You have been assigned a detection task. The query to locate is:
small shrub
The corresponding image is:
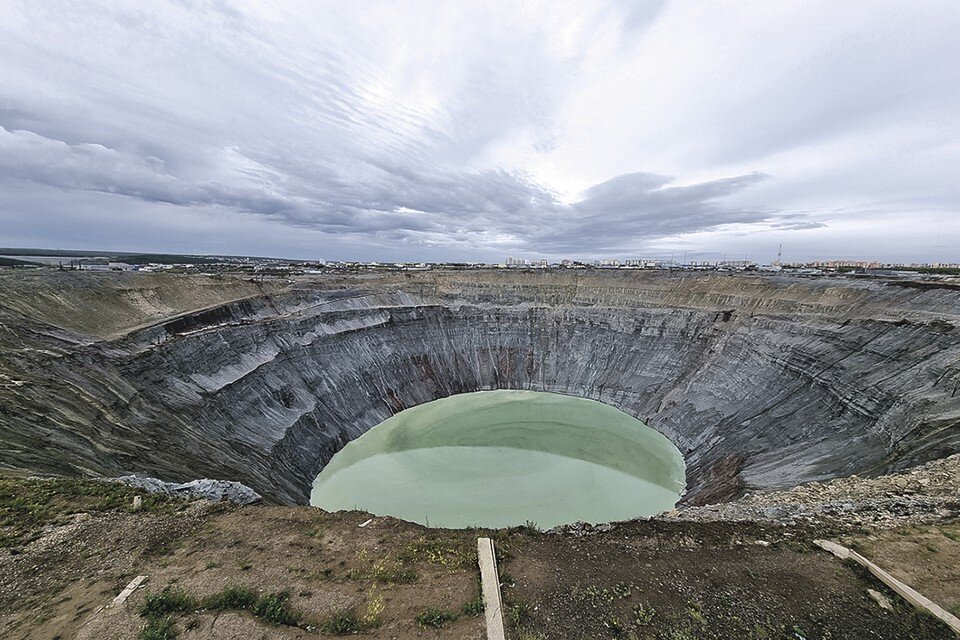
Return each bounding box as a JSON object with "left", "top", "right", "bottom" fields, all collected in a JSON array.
[
  {"left": 416, "top": 607, "right": 458, "bottom": 628},
  {"left": 398, "top": 537, "right": 477, "bottom": 568},
  {"left": 203, "top": 585, "right": 256, "bottom": 610},
  {"left": 139, "top": 615, "right": 176, "bottom": 640},
  {"left": 251, "top": 591, "right": 300, "bottom": 626},
  {"left": 604, "top": 613, "right": 623, "bottom": 634},
  {"left": 508, "top": 601, "right": 532, "bottom": 627},
  {"left": 321, "top": 609, "right": 364, "bottom": 634},
  {"left": 688, "top": 600, "right": 706, "bottom": 625},
  {"left": 461, "top": 594, "right": 484, "bottom": 617},
  {"left": 633, "top": 603, "right": 655, "bottom": 625},
  {"left": 140, "top": 588, "right": 197, "bottom": 617},
  {"left": 141, "top": 585, "right": 300, "bottom": 629},
  {"left": 368, "top": 559, "right": 418, "bottom": 583},
  {"left": 360, "top": 590, "right": 385, "bottom": 628}
]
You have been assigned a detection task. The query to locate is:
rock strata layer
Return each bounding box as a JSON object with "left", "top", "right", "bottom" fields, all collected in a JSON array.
[{"left": 0, "top": 269, "right": 958, "bottom": 505}]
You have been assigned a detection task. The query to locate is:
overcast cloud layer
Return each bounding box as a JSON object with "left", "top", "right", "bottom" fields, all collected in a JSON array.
[{"left": 1, "top": 1, "right": 958, "bottom": 262}]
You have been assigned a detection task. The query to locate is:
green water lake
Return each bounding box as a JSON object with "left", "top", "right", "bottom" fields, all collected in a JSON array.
[{"left": 310, "top": 390, "right": 685, "bottom": 529}]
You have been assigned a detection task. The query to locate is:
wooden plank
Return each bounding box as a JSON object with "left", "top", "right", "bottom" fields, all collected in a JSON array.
[
  {"left": 477, "top": 537, "right": 506, "bottom": 640},
  {"left": 815, "top": 540, "right": 960, "bottom": 636},
  {"left": 110, "top": 575, "right": 147, "bottom": 608}
]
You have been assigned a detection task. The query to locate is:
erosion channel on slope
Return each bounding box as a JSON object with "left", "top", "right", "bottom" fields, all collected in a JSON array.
[{"left": 310, "top": 390, "right": 686, "bottom": 528}]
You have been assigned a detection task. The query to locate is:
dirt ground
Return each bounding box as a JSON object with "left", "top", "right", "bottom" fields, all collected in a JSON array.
[
  {"left": 502, "top": 520, "right": 955, "bottom": 639},
  {"left": 1, "top": 478, "right": 957, "bottom": 640},
  {"left": 841, "top": 522, "right": 960, "bottom": 621}
]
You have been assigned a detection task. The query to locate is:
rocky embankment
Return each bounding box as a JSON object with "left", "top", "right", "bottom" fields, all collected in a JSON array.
[
  {"left": 672, "top": 453, "right": 960, "bottom": 529},
  {"left": 0, "top": 269, "right": 958, "bottom": 506}
]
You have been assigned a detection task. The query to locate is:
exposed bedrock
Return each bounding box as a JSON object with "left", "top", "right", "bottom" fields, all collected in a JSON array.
[{"left": 1, "top": 269, "right": 958, "bottom": 506}]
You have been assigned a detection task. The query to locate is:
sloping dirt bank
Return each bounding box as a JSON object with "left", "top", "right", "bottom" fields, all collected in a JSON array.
[{"left": 1, "top": 476, "right": 957, "bottom": 640}]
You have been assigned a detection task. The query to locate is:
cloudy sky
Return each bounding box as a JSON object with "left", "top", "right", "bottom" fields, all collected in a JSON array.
[{"left": 1, "top": 1, "right": 958, "bottom": 263}]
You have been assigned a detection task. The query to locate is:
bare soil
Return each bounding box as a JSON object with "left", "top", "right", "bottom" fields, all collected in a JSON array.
[
  {"left": 841, "top": 522, "right": 960, "bottom": 620},
  {"left": 1, "top": 478, "right": 957, "bottom": 640},
  {"left": 501, "top": 520, "right": 956, "bottom": 639}
]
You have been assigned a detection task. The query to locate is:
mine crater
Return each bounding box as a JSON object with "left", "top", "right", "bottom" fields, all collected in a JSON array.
[{"left": 1, "top": 269, "right": 958, "bottom": 515}]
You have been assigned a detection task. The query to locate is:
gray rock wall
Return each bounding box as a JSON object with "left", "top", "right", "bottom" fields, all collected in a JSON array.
[{"left": 1, "top": 269, "right": 958, "bottom": 505}]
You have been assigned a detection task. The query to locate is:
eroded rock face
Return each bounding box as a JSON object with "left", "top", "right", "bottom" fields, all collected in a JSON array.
[
  {"left": 1, "top": 269, "right": 958, "bottom": 505},
  {"left": 112, "top": 475, "right": 262, "bottom": 504}
]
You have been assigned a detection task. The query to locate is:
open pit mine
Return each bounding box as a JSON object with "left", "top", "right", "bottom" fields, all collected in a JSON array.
[
  {"left": 1, "top": 267, "right": 959, "bottom": 639},
  {"left": 3, "top": 268, "right": 958, "bottom": 505}
]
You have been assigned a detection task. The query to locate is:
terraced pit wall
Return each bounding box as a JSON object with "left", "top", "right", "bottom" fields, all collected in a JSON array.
[{"left": 0, "top": 269, "right": 958, "bottom": 505}]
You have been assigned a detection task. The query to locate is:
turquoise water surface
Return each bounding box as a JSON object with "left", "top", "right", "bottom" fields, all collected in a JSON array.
[{"left": 310, "top": 390, "right": 685, "bottom": 529}]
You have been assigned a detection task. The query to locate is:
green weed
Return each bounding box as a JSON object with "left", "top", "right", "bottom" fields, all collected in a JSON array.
[
  {"left": 415, "top": 607, "right": 458, "bottom": 628},
  {"left": 321, "top": 609, "right": 366, "bottom": 634},
  {"left": 398, "top": 536, "right": 477, "bottom": 568},
  {"left": 633, "top": 603, "right": 655, "bottom": 625},
  {"left": 251, "top": 591, "right": 299, "bottom": 626},
  {"left": 461, "top": 594, "right": 485, "bottom": 617},
  {"left": 138, "top": 615, "right": 176, "bottom": 640},
  {"left": 140, "top": 589, "right": 197, "bottom": 617},
  {"left": 202, "top": 585, "right": 256, "bottom": 610}
]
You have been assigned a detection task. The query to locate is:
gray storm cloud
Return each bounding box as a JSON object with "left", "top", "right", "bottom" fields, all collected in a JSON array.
[
  {"left": 0, "top": 1, "right": 958, "bottom": 261},
  {"left": 0, "top": 125, "right": 777, "bottom": 252}
]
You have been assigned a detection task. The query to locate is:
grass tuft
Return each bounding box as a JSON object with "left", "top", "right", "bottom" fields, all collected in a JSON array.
[
  {"left": 251, "top": 591, "right": 300, "bottom": 626},
  {"left": 140, "top": 588, "right": 197, "bottom": 618},
  {"left": 320, "top": 609, "right": 365, "bottom": 634},
  {"left": 139, "top": 585, "right": 301, "bottom": 633},
  {"left": 397, "top": 536, "right": 477, "bottom": 568},
  {"left": 461, "top": 594, "right": 485, "bottom": 617},
  {"left": 202, "top": 585, "right": 256, "bottom": 610},
  {"left": 138, "top": 615, "right": 176, "bottom": 640},
  {"left": 633, "top": 602, "right": 655, "bottom": 625},
  {"left": 415, "top": 607, "right": 459, "bottom": 628}
]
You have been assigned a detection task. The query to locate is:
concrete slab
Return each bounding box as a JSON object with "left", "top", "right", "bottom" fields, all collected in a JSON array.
[{"left": 477, "top": 537, "right": 506, "bottom": 640}]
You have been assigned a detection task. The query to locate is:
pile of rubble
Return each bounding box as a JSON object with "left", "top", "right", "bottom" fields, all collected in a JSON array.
[
  {"left": 671, "top": 454, "right": 960, "bottom": 529},
  {"left": 111, "top": 475, "right": 262, "bottom": 505}
]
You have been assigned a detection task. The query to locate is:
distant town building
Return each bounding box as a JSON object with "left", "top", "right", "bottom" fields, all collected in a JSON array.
[
  {"left": 717, "top": 259, "right": 755, "bottom": 269},
  {"left": 811, "top": 259, "right": 881, "bottom": 269}
]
